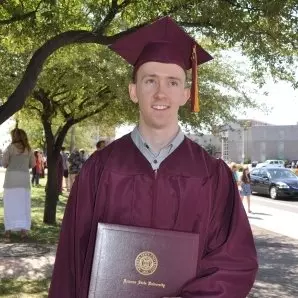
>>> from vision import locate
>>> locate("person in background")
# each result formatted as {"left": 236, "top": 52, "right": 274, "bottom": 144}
{"left": 61, "top": 147, "right": 69, "bottom": 191}
{"left": 230, "top": 162, "right": 243, "bottom": 200}
{"left": 2, "top": 128, "right": 35, "bottom": 239}
{"left": 96, "top": 140, "right": 106, "bottom": 151}
{"left": 68, "top": 149, "right": 83, "bottom": 190}
{"left": 37, "top": 151, "right": 45, "bottom": 178}
{"left": 241, "top": 166, "right": 252, "bottom": 213}
{"left": 79, "top": 149, "right": 88, "bottom": 165}
{"left": 31, "top": 150, "right": 42, "bottom": 187}
{"left": 57, "top": 153, "right": 64, "bottom": 195}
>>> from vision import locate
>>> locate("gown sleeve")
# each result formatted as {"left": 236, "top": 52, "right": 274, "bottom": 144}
{"left": 48, "top": 152, "right": 103, "bottom": 298}
{"left": 180, "top": 160, "right": 258, "bottom": 298}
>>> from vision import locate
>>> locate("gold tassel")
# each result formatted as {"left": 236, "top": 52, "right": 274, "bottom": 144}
{"left": 191, "top": 44, "right": 199, "bottom": 112}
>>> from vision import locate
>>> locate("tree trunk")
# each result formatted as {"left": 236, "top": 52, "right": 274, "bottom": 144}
{"left": 43, "top": 147, "right": 59, "bottom": 224}
{"left": 70, "top": 125, "right": 76, "bottom": 152}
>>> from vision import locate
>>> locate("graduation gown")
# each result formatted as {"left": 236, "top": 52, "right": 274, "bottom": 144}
{"left": 48, "top": 134, "right": 258, "bottom": 298}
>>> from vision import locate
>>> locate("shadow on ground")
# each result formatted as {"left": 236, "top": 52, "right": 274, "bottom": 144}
{"left": 249, "top": 226, "right": 298, "bottom": 298}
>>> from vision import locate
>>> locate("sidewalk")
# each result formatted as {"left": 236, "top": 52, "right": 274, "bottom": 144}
{"left": 249, "top": 226, "right": 298, "bottom": 298}
{"left": 0, "top": 225, "right": 297, "bottom": 297}
{"left": 0, "top": 243, "right": 56, "bottom": 280}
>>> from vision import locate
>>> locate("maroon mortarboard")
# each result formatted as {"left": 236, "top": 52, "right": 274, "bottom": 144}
{"left": 109, "top": 16, "right": 213, "bottom": 112}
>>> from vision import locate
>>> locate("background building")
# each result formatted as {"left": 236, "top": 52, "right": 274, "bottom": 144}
{"left": 190, "top": 120, "right": 298, "bottom": 163}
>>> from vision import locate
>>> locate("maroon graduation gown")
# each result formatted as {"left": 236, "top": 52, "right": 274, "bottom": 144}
{"left": 48, "top": 134, "right": 258, "bottom": 298}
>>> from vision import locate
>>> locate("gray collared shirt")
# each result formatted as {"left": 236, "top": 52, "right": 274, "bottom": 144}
{"left": 130, "top": 126, "right": 185, "bottom": 170}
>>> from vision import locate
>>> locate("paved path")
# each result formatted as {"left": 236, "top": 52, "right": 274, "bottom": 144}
{"left": 0, "top": 243, "right": 56, "bottom": 280}
{"left": 247, "top": 195, "right": 298, "bottom": 239}
{"left": 0, "top": 225, "right": 297, "bottom": 297}
{"left": 249, "top": 226, "right": 298, "bottom": 298}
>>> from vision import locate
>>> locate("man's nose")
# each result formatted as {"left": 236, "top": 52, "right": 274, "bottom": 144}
{"left": 154, "top": 81, "right": 167, "bottom": 98}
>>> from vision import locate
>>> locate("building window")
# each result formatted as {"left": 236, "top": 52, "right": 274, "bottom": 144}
{"left": 278, "top": 142, "right": 284, "bottom": 159}
{"left": 279, "top": 130, "right": 285, "bottom": 139}
{"left": 222, "top": 138, "right": 229, "bottom": 161}
{"left": 260, "top": 142, "right": 266, "bottom": 161}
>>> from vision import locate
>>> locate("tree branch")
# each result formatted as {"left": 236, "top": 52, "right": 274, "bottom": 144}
{"left": 52, "top": 89, "right": 70, "bottom": 99}
{"left": 94, "top": 0, "right": 133, "bottom": 34}
{"left": 25, "top": 103, "right": 42, "bottom": 114}
{"left": 178, "top": 20, "right": 213, "bottom": 28}
{"left": 118, "top": 0, "right": 134, "bottom": 10}
{"left": 54, "top": 118, "right": 75, "bottom": 152}
{"left": 94, "top": 0, "right": 119, "bottom": 34}
{"left": 221, "top": 0, "right": 263, "bottom": 13}
{"left": 78, "top": 86, "right": 110, "bottom": 110}
{"left": 0, "top": 1, "right": 43, "bottom": 25}
{"left": 74, "top": 102, "right": 110, "bottom": 124}
{"left": 0, "top": 10, "right": 35, "bottom": 25}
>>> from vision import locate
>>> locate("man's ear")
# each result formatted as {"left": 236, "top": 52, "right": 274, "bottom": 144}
{"left": 181, "top": 87, "right": 191, "bottom": 106}
{"left": 129, "top": 83, "right": 138, "bottom": 103}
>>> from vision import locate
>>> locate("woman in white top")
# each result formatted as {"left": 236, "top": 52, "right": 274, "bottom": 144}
{"left": 2, "top": 128, "right": 35, "bottom": 239}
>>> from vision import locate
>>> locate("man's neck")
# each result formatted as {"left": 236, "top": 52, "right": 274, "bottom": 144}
{"left": 138, "top": 123, "right": 180, "bottom": 153}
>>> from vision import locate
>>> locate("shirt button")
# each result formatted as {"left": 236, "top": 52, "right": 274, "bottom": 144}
{"left": 153, "top": 160, "right": 158, "bottom": 164}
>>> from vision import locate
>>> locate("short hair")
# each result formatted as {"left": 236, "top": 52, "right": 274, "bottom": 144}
{"left": 61, "top": 146, "right": 66, "bottom": 151}
{"left": 96, "top": 140, "right": 106, "bottom": 148}
{"left": 230, "top": 162, "right": 237, "bottom": 169}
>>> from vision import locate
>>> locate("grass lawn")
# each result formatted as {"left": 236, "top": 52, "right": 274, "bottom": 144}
{"left": 0, "top": 279, "right": 50, "bottom": 297}
{"left": 0, "top": 177, "right": 68, "bottom": 297}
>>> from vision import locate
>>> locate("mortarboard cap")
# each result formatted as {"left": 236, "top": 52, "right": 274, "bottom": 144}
{"left": 109, "top": 16, "right": 213, "bottom": 112}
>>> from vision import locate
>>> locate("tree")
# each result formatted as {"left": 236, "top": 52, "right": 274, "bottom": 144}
{"left": 203, "top": 143, "right": 217, "bottom": 156}
{"left": 18, "top": 43, "right": 135, "bottom": 224}
{"left": 0, "top": 0, "right": 297, "bottom": 124}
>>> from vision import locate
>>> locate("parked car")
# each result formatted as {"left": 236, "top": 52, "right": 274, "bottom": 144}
{"left": 256, "top": 159, "right": 285, "bottom": 168}
{"left": 251, "top": 161, "right": 258, "bottom": 168}
{"left": 250, "top": 167, "right": 298, "bottom": 199}
{"left": 285, "top": 160, "right": 298, "bottom": 168}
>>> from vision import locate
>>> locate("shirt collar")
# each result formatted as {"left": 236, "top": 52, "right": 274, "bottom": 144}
{"left": 131, "top": 126, "right": 184, "bottom": 154}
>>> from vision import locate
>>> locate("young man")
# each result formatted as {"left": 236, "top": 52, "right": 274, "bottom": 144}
{"left": 49, "top": 17, "right": 258, "bottom": 298}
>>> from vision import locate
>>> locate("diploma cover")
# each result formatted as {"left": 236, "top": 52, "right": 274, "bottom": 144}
{"left": 88, "top": 223, "right": 199, "bottom": 298}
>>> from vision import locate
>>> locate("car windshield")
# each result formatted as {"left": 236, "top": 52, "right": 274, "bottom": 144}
{"left": 267, "top": 169, "right": 297, "bottom": 179}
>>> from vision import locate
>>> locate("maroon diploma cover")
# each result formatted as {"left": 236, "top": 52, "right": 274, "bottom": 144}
{"left": 88, "top": 223, "right": 199, "bottom": 298}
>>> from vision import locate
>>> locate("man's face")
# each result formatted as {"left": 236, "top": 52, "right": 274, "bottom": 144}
{"left": 129, "top": 62, "right": 190, "bottom": 130}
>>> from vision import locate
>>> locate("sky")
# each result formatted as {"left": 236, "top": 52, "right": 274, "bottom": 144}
{"left": 222, "top": 49, "right": 298, "bottom": 126}
{"left": 244, "top": 79, "right": 298, "bottom": 125}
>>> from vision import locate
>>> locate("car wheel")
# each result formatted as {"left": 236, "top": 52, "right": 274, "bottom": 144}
{"left": 269, "top": 186, "right": 278, "bottom": 200}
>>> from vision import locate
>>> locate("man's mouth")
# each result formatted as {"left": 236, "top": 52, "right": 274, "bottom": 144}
{"left": 152, "top": 105, "right": 169, "bottom": 110}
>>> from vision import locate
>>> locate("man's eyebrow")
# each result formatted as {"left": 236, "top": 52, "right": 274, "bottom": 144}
{"left": 141, "top": 74, "right": 158, "bottom": 80}
{"left": 141, "top": 74, "right": 182, "bottom": 82}
{"left": 168, "top": 76, "right": 182, "bottom": 82}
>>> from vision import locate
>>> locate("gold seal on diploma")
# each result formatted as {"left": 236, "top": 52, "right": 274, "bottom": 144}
{"left": 135, "top": 251, "right": 158, "bottom": 276}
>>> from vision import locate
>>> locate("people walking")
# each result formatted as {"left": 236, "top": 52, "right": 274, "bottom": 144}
{"left": 61, "top": 147, "right": 69, "bottom": 191}
{"left": 31, "top": 150, "right": 43, "bottom": 186}
{"left": 230, "top": 162, "right": 243, "bottom": 200}
{"left": 241, "top": 166, "right": 252, "bottom": 213}
{"left": 2, "top": 128, "right": 35, "bottom": 239}
{"left": 68, "top": 149, "right": 83, "bottom": 190}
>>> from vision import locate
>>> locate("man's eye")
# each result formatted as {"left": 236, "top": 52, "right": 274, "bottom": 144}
{"left": 170, "top": 80, "right": 178, "bottom": 86}
{"left": 145, "top": 79, "right": 155, "bottom": 84}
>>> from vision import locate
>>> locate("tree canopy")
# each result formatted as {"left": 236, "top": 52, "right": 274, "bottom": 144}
{"left": 0, "top": 0, "right": 297, "bottom": 124}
